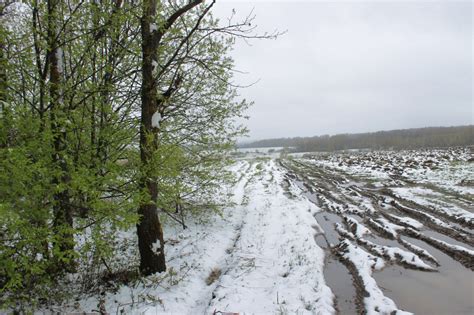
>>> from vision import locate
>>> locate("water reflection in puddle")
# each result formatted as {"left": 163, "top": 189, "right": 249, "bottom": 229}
{"left": 313, "top": 211, "right": 359, "bottom": 314}
{"left": 422, "top": 229, "right": 474, "bottom": 250}
{"left": 314, "top": 211, "right": 343, "bottom": 247}
{"left": 374, "top": 236, "right": 474, "bottom": 315}
{"left": 324, "top": 258, "right": 358, "bottom": 315}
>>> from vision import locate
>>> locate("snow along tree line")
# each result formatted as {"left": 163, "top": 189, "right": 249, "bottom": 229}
{"left": 0, "top": 0, "right": 276, "bottom": 309}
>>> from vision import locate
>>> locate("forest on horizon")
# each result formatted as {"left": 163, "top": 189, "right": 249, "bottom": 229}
{"left": 239, "top": 125, "right": 474, "bottom": 152}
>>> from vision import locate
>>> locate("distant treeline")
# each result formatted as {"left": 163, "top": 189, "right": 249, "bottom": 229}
{"left": 240, "top": 125, "right": 474, "bottom": 152}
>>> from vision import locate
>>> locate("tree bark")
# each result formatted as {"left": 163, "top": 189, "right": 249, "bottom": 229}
{"left": 47, "top": 0, "right": 75, "bottom": 271}
{"left": 137, "top": 0, "right": 166, "bottom": 275}
{"left": 137, "top": 0, "right": 204, "bottom": 276}
{"left": 0, "top": 2, "right": 11, "bottom": 147}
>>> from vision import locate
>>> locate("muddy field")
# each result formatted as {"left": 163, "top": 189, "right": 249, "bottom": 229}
{"left": 280, "top": 147, "right": 473, "bottom": 314}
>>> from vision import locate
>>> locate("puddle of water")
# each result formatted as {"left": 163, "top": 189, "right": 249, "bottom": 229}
{"left": 286, "top": 165, "right": 474, "bottom": 314}
{"left": 365, "top": 234, "right": 401, "bottom": 248}
{"left": 402, "top": 236, "right": 471, "bottom": 272}
{"left": 324, "top": 258, "right": 358, "bottom": 315}
{"left": 347, "top": 214, "right": 364, "bottom": 221}
{"left": 386, "top": 206, "right": 474, "bottom": 248}
{"left": 314, "top": 234, "right": 328, "bottom": 248}
{"left": 344, "top": 215, "right": 400, "bottom": 248}
{"left": 447, "top": 221, "right": 473, "bottom": 235}
{"left": 313, "top": 211, "right": 359, "bottom": 313}
{"left": 374, "top": 236, "right": 474, "bottom": 315}
{"left": 422, "top": 229, "right": 474, "bottom": 251}
{"left": 303, "top": 190, "right": 321, "bottom": 207}
{"left": 314, "top": 211, "right": 343, "bottom": 247}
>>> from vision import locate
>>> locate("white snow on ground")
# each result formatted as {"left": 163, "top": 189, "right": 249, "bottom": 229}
{"left": 410, "top": 162, "right": 474, "bottom": 195}
{"left": 404, "top": 228, "right": 474, "bottom": 260}
{"left": 385, "top": 213, "right": 423, "bottom": 230}
{"left": 207, "top": 160, "right": 335, "bottom": 314}
{"left": 306, "top": 148, "right": 474, "bottom": 195}
{"left": 366, "top": 218, "right": 399, "bottom": 239}
{"left": 69, "top": 159, "right": 334, "bottom": 314}
{"left": 427, "top": 236, "right": 474, "bottom": 258}
{"left": 358, "top": 198, "right": 377, "bottom": 214}
{"left": 336, "top": 240, "right": 412, "bottom": 315}
{"left": 391, "top": 187, "right": 474, "bottom": 225}
{"left": 335, "top": 224, "right": 434, "bottom": 271}
{"left": 69, "top": 160, "right": 252, "bottom": 314}
{"left": 398, "top": 238, "right": 439, "bottom": 265}
{"left": 343, "top": 216, "right": 372, "bottom": 238}
{"left": 393, "top": 203, "right": 464, "bottom": 232}
{"left": 357, "top": 238, "right": 435, "bottom": 271}
{"left": 318, "top": 194, "right": 362, "bottom": 215}
{"left": 375, "top": 218, "right": 405, "bottom": 236}
{"left": 38, "top": 151, "right": 472, "bottom": 314}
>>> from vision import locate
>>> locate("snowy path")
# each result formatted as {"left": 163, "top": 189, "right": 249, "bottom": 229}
{"left": 206, "top": 159, "right": 334, "bottom": 314}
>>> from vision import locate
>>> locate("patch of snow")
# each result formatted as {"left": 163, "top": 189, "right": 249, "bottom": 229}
{"left": 335, "top": 224, "right": 434, "bottom": 271}
{"left": 358, "top": 239, "right": 435, "bottom": 271}
{"left": 386, "top": 213, "right": 424, "bottom": 230}
{"left": 399, "top": 238, "right": 439, "bottom": 265}
{"left": 366, "top": 218, "right": 399, "bottom": 239}
{"left": 151, "top": 240, "right": 161, "bottom": 254}
{"left": 152, "top": 60, "right": 159, "bottom": 74}
{"left": 336, "top": 240, "right": 412, "bottom": 315}
{"left": 375, "top": 218, "right": 405, "bottom": 236}
{"left": 56, "top": 47, "right": 63, "bottom": 74}
{"left": 151, "top": 111, "right": 161, "bottom": 128}
{"left": 429, "top": 237, "right": 474, "bottom": 257}
{"left": 392, "top": 187, "right": 474, "bottom": 226}
{"left": 344, "top": 216, "right": 372, "bottom": 238}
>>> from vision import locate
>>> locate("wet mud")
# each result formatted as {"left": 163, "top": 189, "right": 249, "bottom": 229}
{"left": 280, "top": 157, "right": 474, "bottom": 314}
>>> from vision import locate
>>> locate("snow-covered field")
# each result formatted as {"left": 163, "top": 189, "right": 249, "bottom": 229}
{"left": 50, "top": 148, "right": 473, "bottom": 314}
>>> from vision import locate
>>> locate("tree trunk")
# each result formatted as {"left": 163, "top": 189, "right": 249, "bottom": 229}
{"left": 0, "top": 2, "right": 11, "bottom": 148}
{"left": 0, "top": 4, "right": 6, "bottom": 104}
{"left": 47, "top": 0, "right": 75, "bottom": 271}
{"left": 137, "top": 0, "right": 166, "bottom": 275}
{"left": 137, "top": 0, "right": 204, "bottom": 275}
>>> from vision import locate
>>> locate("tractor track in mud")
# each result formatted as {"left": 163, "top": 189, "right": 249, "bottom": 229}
{"left": 284, "top": 159, "right": 474, "bottom": 252}
{"left": 279, "top": 157, "right": 474, "bottom": 314}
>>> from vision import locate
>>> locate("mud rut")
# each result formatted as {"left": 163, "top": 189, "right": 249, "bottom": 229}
{"left": 279, "top": 159, "right": 474, "bottom": 315}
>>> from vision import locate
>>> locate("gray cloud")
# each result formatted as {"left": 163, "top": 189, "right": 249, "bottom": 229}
{"left": 213, "top": 1, "right": 473, "bottom": 141}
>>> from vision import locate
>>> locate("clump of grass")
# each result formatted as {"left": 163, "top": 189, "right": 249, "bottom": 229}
{"left": 205, "top": 268, "right": 222, "bottom": 285}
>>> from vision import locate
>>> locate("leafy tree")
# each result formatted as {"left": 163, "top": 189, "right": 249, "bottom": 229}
{"left": 136, "top": 0, "right": 253, "bottom": 275}
{"left": 0, "top": 0, "right": 270, "bottom": 308}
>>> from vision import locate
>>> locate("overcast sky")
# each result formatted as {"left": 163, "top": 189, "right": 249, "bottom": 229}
{"left": 213, "top": 0, "right": 473, "bottom": 141}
